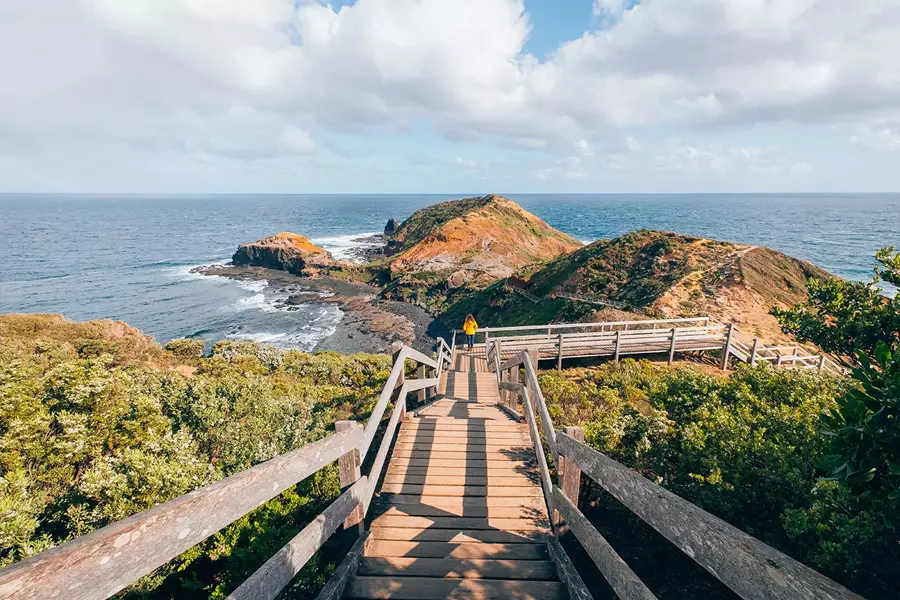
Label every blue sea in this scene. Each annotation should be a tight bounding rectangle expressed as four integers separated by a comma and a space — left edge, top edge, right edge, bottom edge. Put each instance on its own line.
1, 194, 898, 350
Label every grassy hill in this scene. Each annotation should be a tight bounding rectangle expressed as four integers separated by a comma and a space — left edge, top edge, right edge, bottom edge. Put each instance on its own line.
445, 230, 828, 339
376, 194, 582, 311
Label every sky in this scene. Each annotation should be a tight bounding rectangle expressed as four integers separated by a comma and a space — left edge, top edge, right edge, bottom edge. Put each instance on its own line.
1, 0, 899, 194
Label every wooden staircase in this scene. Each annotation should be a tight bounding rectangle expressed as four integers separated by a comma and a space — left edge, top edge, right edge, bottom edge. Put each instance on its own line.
343, 358, 568, 599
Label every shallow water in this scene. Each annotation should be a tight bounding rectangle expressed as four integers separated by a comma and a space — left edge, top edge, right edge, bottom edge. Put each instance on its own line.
1, 193, 897, 349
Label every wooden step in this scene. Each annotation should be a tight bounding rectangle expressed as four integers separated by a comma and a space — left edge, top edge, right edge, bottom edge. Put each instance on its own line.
390, 450, 535, 461
387, 457, 534, 469
369, 526, 546, 543
374, 504, 547, 519
393, 442, 532, 453
382, 474, 536, 487
365, 540, 549, 559
406, 419, 524, 429
358, 557, 558, 580
370, 515, 550, 531
386, 465, 537, 477
377, 494, 544, 508
377, 484, 543, 497
397, 430, 529, 440
344, 576, 567, 599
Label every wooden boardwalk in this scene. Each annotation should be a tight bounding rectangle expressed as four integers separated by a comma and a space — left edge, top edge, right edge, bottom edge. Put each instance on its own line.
344, 360, 567, 599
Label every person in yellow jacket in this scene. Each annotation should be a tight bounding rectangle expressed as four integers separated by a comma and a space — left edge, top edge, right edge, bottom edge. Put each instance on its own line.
462, 314, 478, 350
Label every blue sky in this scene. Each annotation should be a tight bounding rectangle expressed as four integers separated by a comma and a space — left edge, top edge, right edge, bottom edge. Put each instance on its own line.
0, 0, 898, 193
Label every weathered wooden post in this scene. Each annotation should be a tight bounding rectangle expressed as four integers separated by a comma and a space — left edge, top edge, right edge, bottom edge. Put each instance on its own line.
776, 354, 785, 367
417, 364, 427, 403
555, 426, 584, 536
509, 365, 520, 410
484, 330, 490, 356
614, 330, 622, 362
720, 323, 735, 371
818, 355, 826, 371
335, 421, 363, 532
668, 328, 677, 365
557, 333, 564, 370
495, 339, 503, 373
391, 342, 405, 419
749, 338, 759, 365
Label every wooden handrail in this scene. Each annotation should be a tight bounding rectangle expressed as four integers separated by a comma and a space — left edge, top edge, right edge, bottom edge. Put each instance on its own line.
0, 342, 445, 600
556, 433, 862, 600
490, 343, 862, 600
0, 424, 364, 600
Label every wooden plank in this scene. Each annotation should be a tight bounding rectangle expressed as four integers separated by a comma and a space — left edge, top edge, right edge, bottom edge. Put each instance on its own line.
365, 541, 549, 559
0, 424, 364, 600
382, 474, 536, 487
358, 557, 558, 580
557, 432, 863, 600
345, 576, 567, 600
387, 457, 535, 468
390, 450, 536, 461
374, 504, 546, 519
376, 485, 544, 499
229, 478, 367, 600
368, 527, 545, 543
370, 515, 549, 531
552, 486, 656, 600
377, 495, 544, 508
393, 442, 532, 452
397, 430, 528, 439
386, 466, 537, 478
314, 532, 368, 600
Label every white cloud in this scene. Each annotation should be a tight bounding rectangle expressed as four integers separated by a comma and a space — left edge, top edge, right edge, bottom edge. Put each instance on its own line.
654, 144, 814, 177
0, 0, 897, 185
280, 126, 315, 154
624, 136, 643, 153
453, 157, 478, 170
574, 139, 594, 157
851, 125, 900, 152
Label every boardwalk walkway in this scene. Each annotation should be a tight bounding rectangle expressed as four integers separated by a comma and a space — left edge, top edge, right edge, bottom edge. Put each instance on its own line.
344, 357, 567, 599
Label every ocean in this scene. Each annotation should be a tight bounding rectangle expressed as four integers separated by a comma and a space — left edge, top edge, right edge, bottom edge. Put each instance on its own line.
1, 193, 898, 350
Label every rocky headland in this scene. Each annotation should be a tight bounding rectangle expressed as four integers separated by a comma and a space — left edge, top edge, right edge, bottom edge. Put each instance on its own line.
206, 194, 834, 352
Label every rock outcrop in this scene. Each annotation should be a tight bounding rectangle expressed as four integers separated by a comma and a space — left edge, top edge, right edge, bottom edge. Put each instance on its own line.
386, 195, 582, 286
383, 218, 399, 236
232, 232, 338, 277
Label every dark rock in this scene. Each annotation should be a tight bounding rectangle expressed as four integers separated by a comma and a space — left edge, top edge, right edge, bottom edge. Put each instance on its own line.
232, 232, 338, 277
384, 218, 399, 236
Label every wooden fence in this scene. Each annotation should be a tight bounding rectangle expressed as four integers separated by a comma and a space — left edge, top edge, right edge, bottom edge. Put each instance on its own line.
0, 339, 454, 600
492, 347, 864, 600
461, 316, 842, 374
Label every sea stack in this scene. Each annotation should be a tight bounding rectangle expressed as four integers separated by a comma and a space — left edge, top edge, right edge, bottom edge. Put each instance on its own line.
232, 232, 337, 277
384, 218, 399, 236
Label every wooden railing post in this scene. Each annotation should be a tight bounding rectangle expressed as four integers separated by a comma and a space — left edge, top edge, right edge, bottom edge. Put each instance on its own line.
818, 355, 826, 372
509, 366, 520, 410
614, 330, 621, 362
750, 338, 759, 365
557, 333, 564, 370
555, 426, 584, 537
416, 365, 427, 403
776, 354, 785, 367
484, 330, 490, 355
668, 328, 677, 365
335, 421, 363, 532
391, 342, 405, 419
720, 323, 735, 371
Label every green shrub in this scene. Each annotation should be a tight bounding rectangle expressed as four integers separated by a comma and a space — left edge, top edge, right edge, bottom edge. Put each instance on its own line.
165, 338, 205, 359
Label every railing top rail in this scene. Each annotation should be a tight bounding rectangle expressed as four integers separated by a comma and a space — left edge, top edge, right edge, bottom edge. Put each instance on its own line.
0, 424, 364, 600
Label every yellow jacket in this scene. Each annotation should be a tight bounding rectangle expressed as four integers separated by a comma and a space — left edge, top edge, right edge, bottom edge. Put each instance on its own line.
463, 319, 478, 335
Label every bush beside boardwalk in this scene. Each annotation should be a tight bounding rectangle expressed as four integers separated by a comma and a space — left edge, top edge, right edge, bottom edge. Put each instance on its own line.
0, 314, 391, 598
538, 360, 895, 599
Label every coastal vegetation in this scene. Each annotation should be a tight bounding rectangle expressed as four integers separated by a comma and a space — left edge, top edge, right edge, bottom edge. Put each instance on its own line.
0, 314, 392, 598
539, 360, 894, 598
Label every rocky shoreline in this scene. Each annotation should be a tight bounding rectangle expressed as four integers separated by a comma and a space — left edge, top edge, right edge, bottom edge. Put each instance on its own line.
194, 263, 445, 354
